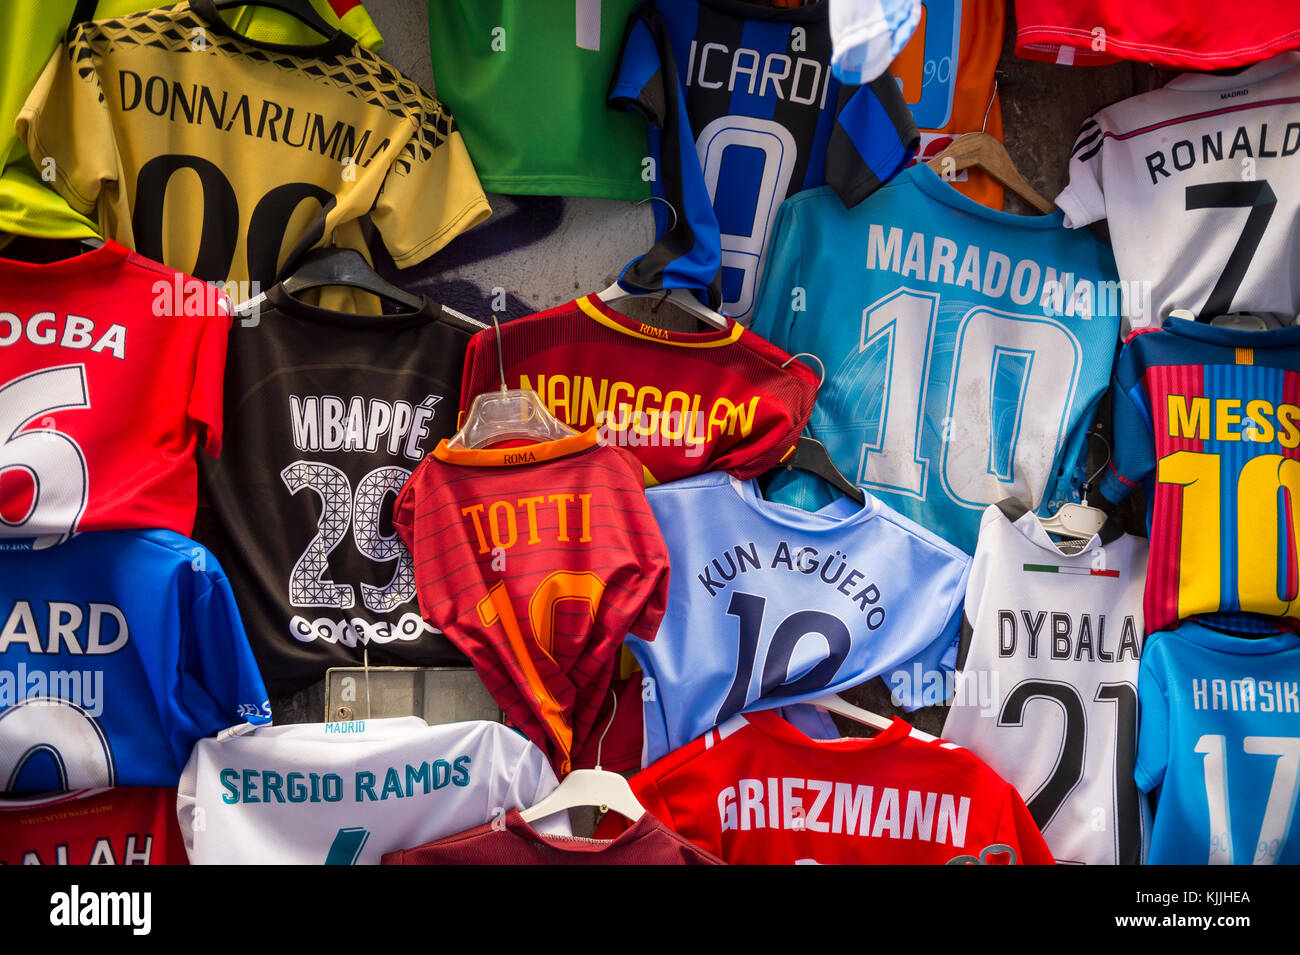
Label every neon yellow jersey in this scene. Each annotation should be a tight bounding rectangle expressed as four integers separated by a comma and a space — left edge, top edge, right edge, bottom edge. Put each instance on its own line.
1, 1, 385, 244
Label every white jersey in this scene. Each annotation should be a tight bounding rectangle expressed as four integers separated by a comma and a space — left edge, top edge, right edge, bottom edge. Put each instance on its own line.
177, 717, 565, 864
940, 501, 1150, 865
1056, 52, 1300, 330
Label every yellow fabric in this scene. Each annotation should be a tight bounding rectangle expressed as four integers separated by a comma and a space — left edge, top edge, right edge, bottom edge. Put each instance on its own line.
17, 2, 486, 301
0, 0, 384, 245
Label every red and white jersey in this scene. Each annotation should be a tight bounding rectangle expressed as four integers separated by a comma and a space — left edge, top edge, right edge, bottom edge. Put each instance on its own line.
0, 788, 187, 865
598, 709, 1054, 865
393, 429, 670, 775
0, 240, 228, 548
1014, 0, 1300, 70
1056, 54, 1300, 329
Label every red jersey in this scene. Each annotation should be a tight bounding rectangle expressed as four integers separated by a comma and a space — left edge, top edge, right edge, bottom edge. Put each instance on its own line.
1014, 0, 1300, 69
0, 788, 187, 865
382, 808, 723, 865
393, 429, 670, 775
457, 294, 819, 486
598, 710, 1054, 866
0, 240, 227, 548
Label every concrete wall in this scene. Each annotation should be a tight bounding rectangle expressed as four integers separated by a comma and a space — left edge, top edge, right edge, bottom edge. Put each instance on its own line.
268, 1, 1156, 737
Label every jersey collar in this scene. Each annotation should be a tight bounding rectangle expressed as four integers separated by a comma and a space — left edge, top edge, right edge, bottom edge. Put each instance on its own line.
730, 475, 881, 530
995, 497, 1123, 555
1164, 52, 1300, 92
189, 0, 355, 57
908, 163, 1067, 230
503, 808, 661, 854
576, 294, 743, 348
0, 239, 128, 277
743, 709, 912, 751
1160, 315, 1300, 349
431, 428, 603, 467
1160, 620, 1300, 655
263, 282, 461, 331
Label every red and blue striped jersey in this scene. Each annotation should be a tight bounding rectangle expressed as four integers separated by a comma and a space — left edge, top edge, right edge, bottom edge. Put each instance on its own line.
1101, 318, 1300, 634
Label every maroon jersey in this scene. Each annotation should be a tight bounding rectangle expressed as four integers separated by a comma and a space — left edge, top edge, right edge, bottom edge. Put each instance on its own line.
381, 808, 724, 865
0, 788, 187, 865
458, 294, 819, 486
393, 429, 670, 774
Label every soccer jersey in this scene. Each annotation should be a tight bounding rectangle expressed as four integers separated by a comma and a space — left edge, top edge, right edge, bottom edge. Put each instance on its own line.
197, 284, 482, 696
1014, 0, 1300, 70
457, 294, 820, 486
0, 787, 187, 865
0, 240, 227, 549
597, 709, 1055, 865
940, 500, 1149, 865
751, 163, 1122, 555
0, 0, 383, 243
0, 529, 270, 792
829, 0, 921, 84
631, 471, 970, 764
17, 0, 488, 300
1056, 53, 1300, 329
609, 0, 918, 322
427, 0, 649, 200
177, 717, 566, 864
1100, 318, 1300, 635
1137, 621, 1300, 865
382, 807, 725, 865
890, 0, 1004, 208
393, 430, 670, 774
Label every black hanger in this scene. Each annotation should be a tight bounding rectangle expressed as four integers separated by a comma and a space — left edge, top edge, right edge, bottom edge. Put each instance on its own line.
763, 436, 866, 506
278, 247, 423, 312
213, 0, 339, 39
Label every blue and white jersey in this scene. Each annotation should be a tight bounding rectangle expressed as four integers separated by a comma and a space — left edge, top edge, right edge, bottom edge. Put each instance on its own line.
610, 0, 918, 322
629, 472, 969, 764
829, 0, 922, 84
752, 162, 1122, 554
0, 529, 270, 791
1137, 621, 1300, 865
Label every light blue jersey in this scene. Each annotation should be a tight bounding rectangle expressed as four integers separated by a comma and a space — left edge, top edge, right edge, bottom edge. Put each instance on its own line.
628, 472, 969, 764
1137, 621, 1300, 865
0, 529, 271, 791
751, 162, 1122, 554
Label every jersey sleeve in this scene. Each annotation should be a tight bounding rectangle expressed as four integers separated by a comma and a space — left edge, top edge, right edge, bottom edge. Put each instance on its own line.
891, 548, 970, 709
1134, 646, 1171, 794
750, 199, 804, 352
368, 104, 491, 269
189, 292, 233, 458
1099, 343, 1155, 503
16, 38, 119, 219
997, 785, 1056, 865
826, 73, 919, 208
179, 558, 272, 763
1055, 115, 1108, 229
608, 5, 667, 128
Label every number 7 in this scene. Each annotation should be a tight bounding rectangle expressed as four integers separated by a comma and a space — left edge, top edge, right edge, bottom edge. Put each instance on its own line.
1184, 180, 1275, 320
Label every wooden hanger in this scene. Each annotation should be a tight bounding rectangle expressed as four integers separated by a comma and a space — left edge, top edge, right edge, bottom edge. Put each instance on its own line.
927, 132, 1055, 215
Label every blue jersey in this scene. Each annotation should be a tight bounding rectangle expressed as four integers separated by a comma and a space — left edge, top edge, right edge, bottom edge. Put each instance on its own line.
628, 471, 969, 764
752, 162, 1122, 554
1137, 621, 1300, 865
609, 0, 918, 321
0, 529, 270, 792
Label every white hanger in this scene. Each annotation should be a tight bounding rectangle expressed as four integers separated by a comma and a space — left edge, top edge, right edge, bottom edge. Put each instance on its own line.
597, 196, 731, 331
808, 693, 937, 742
445, 315, 578, 450
519, 690, 645, 824
1038, 431, 1110, 542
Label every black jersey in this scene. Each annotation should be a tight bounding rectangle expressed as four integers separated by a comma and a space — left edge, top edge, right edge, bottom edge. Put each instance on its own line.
197, 284, 482, 695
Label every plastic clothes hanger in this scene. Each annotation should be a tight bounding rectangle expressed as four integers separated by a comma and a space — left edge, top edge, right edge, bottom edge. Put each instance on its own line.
597, 197, 731, 331
519, 690, 645, 824
445, 316, 578, 450
808, 693, 938, 742
212, 0, 339, 38
1038, 431, 1111, 543
278, 247, 422, 312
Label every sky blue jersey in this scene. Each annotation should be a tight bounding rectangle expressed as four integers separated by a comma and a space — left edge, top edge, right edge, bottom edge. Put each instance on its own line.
751, 162, 1122, 554
628, 471, 969, 764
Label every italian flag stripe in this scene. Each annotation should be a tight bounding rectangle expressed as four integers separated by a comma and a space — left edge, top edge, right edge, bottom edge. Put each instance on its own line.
1023, 563, 1120, 578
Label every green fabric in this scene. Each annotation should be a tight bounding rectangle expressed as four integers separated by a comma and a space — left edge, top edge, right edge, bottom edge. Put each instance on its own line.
427, 0, 650, 200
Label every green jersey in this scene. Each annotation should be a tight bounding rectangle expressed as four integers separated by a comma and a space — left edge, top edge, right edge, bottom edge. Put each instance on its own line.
427, 0, 650, 200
